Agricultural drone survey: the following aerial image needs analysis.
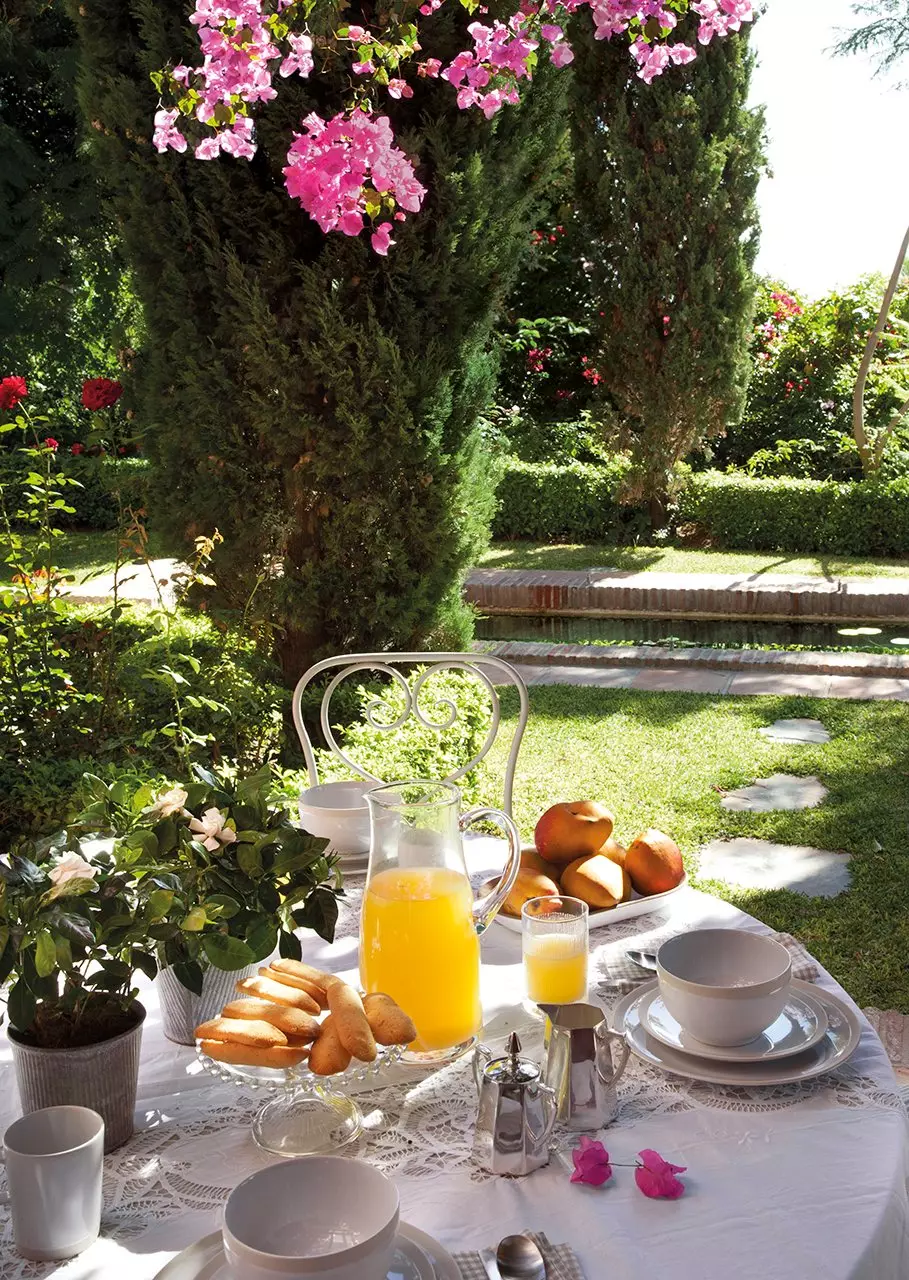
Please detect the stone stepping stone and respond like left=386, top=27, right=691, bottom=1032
left=698, top=837, right=851, bottom=898
left=720, top=774, right=828, bottom=812
left=759, top=718, right=831, bottom=745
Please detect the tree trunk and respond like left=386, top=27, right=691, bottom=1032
left=853, top=221, right=909, bottom=475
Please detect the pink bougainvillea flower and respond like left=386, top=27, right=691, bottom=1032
left=371, top=222, right=394, bottom=255
left=634, top=1149, right=687, bottom=1199
left=570, top=1136, right=613, bottom=1187
left=82, top=378, right=124, bottom=411
left=387, top=78, right=414, bottom=99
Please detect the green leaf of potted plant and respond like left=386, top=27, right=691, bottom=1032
left=80, top=764, right=342, bottom=1044
left=0, top=831, right=156, bottom=1151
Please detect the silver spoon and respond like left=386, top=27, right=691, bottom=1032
left=627, top=949, right=658, bottom=970
left=496, top=1233, right=547, bottom=1280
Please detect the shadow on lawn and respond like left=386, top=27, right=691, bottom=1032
left=482, top=542, right=665, bottom=572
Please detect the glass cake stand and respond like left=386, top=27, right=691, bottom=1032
left=196, top=1042, right=404, bottom=1157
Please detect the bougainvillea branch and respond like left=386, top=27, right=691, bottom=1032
left=152, top=0, right=754, bottom=251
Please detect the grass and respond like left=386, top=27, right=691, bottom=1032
left=2, top=529, right=174, bottom=583
left=12, top=530, right=909, bottom=586
left=482, top=686, right=909, bottom=1013
left=481, top=541, right=909, bottom=579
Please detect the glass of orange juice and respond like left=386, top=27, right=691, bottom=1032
left=522, top=896, right=589, bottom=1005
left=360, top=780, right=521, bottom=1064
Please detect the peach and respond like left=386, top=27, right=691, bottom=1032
left=534, top=801, right=615, bottom=867
left=561, top=854, right=631, bottom=909
left=599, top=836, right=627, bottom=867
left=625, top=829, right=684, bottom=896
left=503, top=866, right=561, bottom=917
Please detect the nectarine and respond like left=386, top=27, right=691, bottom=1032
left=534, top=801, right=615, bottom=867
left=624, top=829, right=684, bottom=895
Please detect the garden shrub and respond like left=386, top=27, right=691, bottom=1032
left=493, top=456, right=647, bottom=542
left=712, top=277, right=909, bottom=480
left=679, top=470, right=909, bottom=555
left=0, top=452, right=148, bottom=528
left=275, top=667, right=495, bottom=808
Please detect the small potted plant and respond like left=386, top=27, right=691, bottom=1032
left=79, top=764, right=342, bottom=1044
left=0, top=831, right=158, bottom=1151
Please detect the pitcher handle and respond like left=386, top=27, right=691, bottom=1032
left=598, top=1027, right=631, bottom=1089
left=461, top=807, right=521, bottom=934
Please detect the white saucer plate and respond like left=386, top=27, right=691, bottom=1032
left=612, top=979, right=862, bottom=1086
left=639, top=984, right=829, bottom=1062
left=153, top=1223, right=459, bottom=1280
left=488, top=874, right=688, bottom=933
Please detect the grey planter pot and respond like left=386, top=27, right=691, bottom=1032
left=156, top=961, right=260, bottom=1045
left=9, top=1004, right=145, bottom=1153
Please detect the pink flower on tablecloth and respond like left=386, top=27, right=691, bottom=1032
left=570, top=1136, right=613, bottom=1186
left=634, top=1148, right=687, bottom=1199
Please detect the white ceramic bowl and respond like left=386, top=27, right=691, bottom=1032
left=297, top=781, right=374, bottom=856
left=223, top=1157, right=399, bottom=1280
left=656, top=928, right=792, bottom=1048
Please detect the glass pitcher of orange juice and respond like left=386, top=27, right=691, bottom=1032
left=360, top=780, right=521, bottom=1064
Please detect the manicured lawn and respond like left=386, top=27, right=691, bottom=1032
left=2, top=529, right=174, bottom=582
left=481, top=541, right=909, bottom=579
left=483, top=686, right=909, bottom=1012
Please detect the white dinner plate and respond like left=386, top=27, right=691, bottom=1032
left=487, top=874, right=688, bottom=933
left=153, top=1223, right=459, bottom=1280
left=612, top=979, right=862, bottom=1086
left=639, top=984, right=829, bottom=1062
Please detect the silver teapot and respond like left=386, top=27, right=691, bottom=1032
left=472, top=1032, right=558, bottom=1177
left=540, top=1002, right=630, bottom=1131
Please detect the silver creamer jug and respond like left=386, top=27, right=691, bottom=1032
left=472, top=1032, right=557, bottom=1176
left=540, top=1002, right=630, bottom=1130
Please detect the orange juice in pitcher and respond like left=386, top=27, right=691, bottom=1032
left=360, top=781, right=520, bottom=1064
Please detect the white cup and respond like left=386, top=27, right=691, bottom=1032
left=3, top=1106, right=104, bottom=1261
left=223, top=1157, right=399, bottom=1280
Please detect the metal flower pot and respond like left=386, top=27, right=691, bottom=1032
left=9, top=1003, right=145, bottom=1153
left=156, top=961, right=260, bottom=1045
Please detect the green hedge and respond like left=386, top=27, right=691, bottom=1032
left=679, top=471, right=909, bottom=555
left=0, top=453, right=149, bottom=528
left=493, top=456, right=646, bottom=541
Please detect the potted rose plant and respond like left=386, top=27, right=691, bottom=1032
left=0, top=831, right=160, bottom=1151
left=78, top=764, right=341, bottom=1044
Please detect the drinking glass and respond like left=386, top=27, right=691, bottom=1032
left=522, top=896, right=589, bottom=1005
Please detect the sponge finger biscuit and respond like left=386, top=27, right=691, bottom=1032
left=236, top=975, right=321, bottom=1013
left=326, top=979, right=377, bottom=1062
left=200, top=1040, right=309, bottom=1070
left=194, top=1017, right=287, bottom=1047
left=261, top=965, right=329, bottom=1009
left=221, top=999, right=321, bottom=1042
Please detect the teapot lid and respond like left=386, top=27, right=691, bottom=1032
left=482, top=1032, right=540, bottom=1085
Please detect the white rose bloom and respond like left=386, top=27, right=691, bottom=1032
left=188, top=807, right=238, bottom=853
left=48, top=854, right=98, bottom=892
left=150, top=786, right=189, bottom=819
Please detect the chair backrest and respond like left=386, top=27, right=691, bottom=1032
left=290, top=652, right=530, bottom=816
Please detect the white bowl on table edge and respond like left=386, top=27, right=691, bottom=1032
left=297, top=780, right=374, bottom=856
left=223, top=1156, right=399, bottom=1280
left=656, top=928, right=792, bottom=1048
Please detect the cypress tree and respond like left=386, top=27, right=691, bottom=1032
left=569, top=24, right=764, bottom=525
left=64, top=1, right=568, bottom=680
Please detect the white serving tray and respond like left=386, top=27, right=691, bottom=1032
left=488, top=874, right=688, bottom=933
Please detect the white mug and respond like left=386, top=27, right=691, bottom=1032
left=3, top=1106, right=104, bottom=1261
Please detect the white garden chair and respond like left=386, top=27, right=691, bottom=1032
left=290, top=653, right=530, bottom=816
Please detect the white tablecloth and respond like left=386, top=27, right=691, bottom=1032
left=2, top=841, right=908, bottom=1280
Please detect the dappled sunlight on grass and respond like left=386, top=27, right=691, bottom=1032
left=482, top=686, right=909, bottom=1010
left=480, top=541, right=909, bottom=579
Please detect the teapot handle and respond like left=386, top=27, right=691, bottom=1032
left=461, top=807, right=522, bottom=934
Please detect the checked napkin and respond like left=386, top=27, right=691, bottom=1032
left=454, top=1231, right=585, bottom=1279
left=597, top=927, right=819, bottom=994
